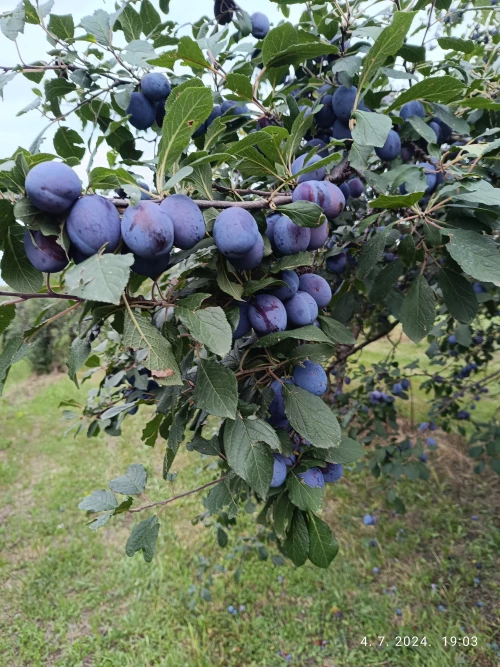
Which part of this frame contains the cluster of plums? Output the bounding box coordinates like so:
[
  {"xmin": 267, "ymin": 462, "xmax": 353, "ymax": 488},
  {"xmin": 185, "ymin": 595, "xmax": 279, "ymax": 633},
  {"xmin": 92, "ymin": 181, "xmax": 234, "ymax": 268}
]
[
  {"xmin": 214, "ymin": 0, "xmax": 270, "ymax": 39},
  {"xmin": 126, "ymin": 72, "xmax": 172, "ymax": 131},
  {"xmin": 22, "ymin": 160, "xmax": 206, "ymax": 279}
]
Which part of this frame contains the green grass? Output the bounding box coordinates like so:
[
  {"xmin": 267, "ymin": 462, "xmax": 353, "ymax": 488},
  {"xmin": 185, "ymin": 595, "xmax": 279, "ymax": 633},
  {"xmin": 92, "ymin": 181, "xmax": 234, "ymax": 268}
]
[{"xmin": 1, "ymin": 351, "xmax": 500, "ymax": 666}]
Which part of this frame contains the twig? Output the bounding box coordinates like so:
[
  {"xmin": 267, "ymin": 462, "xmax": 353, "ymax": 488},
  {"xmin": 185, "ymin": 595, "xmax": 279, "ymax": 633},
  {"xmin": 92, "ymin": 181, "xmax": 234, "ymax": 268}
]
[
  {"xmin": 0, "ymin": 290, "xmax": 81, "ymax": 301},
  {"xmin": 129, "ymin": 476, "xmax": 226, "ymax": 513},
  {"xmin": 337, "ymin": 322, "xmax": 399, "ymax": 361},
  {"xmin": 112, "ymin": 195, "xmax": 293, "ymax": 210}
]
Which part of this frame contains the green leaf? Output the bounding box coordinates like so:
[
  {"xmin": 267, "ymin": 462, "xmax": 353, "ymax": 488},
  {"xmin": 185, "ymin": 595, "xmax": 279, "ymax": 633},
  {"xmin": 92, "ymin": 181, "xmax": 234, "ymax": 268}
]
[
  {"xmin": 270, "ymin": 251, "xmax": 314, "ymax": 273},
  {"xmin": 331, "ymin": 55, "xmax": 362, "ymax": 77},
  {"xmin": 352, "ymin": 111, "xmax": 392, "ymax": 148},
  {"xmin": 216, "ymin": 256, "xmax": 244, "ymax": 300},
  {"xmin": 1, "ymin": 225, "xmax": 43, "ymax": 293},
  {"xmin": 389, "ymin": 76, "xmax": 465, "ymax": 111},
  {"xmin": 273, "ymin": 492, "xmax": 295, "ymax": 540},
  {"xmin": 123, "ymin": 39, "xmax": 156, "ymax": 67},
  {"xmin": 164, "ymin": 403, "xmax": 189, "ymax": 475},
  {"xmin": 430, "ymin": 104, "xmax": 469, "ymax": 135},
  {"xmin": 287, "ymin": 469, "xmax": 323, "ymax": 512},
  {"xmin": 193, "ymin": 359, "xmax": 238, "ymax": 419},
  {"xmin": 177, "ymin": 306, "xmax": 232, "ymax": 357},
  {"xmin": 53, "ymin": 127, "xmax": 85, "ymax": 161},
  {"xmin": 123, "ymin": 312, "xmax": 182, "ymax": 383},
  {"xmin": 65, "ymin": 253, "xmax": 133, "ymax": 305},
  {"xmin": 307, "ymin": 513, "xmax": 339, "ymax": 568},
  {"xmin": 117, "ymin": 4, "xmax": 141, "ymax": 41},
  {"xmin": 369, "ymin": 259, "xmax": 404, "ymax": 303},
  {"xmin": 407, "ymin": 116, "xmax": 437, "ymax": 144},
  {"xmin": 283, "ymin": 509, "xmax": 309, "ymax": 567},
  {"xmin": 438, "ymin": 269, "xmax": 478, "ymax": 324},
  {"xmin": 396, "ymin": 44, "xmax": 426, "ymax": 63},
  {"xmin": 399, "ymin": 235, "xmax": 416, "ymax": 266},
  {"xmin": 125, "ymin": 516, "xmax": 159, "ymax": 563},
  {"xmin": 262, "ymin": 23, "xmax": 337, "ymax": 68},
  {"xmin": 453, "ymin": 180, "xmax": 500, "ymax": 206},
  {"xmin": 318, "ymin": 316, "xmax": 356, "ymax": 344},
  {"xmin": 330, "ymin": 436, "xmax": 365, "ymax": 464},
  {"xmin": 356, "ymin": 229, "xmax": 387, "ymax": 279},
  {"xmin": 67, "ymin": 337, "xmax": 90, "ymax": 387},
  {"xmin": 79, "ymin": 489, "xmax": 118, "ymax": 512},
  {"xmin": 275, "ymin": 201, "xmax": 325, "ymax": 228},
  {"xmin": 370, "ymin": 191, "xmax": 425, "ymax": 209},
  {"xmin": 142, "ymin": 414, "xmax": 163, "ymax": 448},
  {"xmin": 140, "ymin": 0, "xmax": 161, "ymax": 36},
  {"xmin": 446, "ymin": 229, "xmax": 500, "ymax": 287},
  {"xmin": 187, "ymin": 435, "xmax": 221, "ymax": 457},
  {"xmin": 283, "ymin": 384, "xmax": 341, "ymax": 449},
  {"xmin": 359, "ymin": 12, "xmax": 416, "ymax": 89},
  {"xmin": 0, "ymin": 4, "xmax": 25, "ymax": 41},
  {"xmin": 254, "ymin": 325, "xmax": 334, "ymax": 347},
  {"xmin": 289, "ymin": 342, "xmax": 335, "ymax": 364},
  {"xmin": 225, "ymin": 73, "xmax": 253, "ymax": 100},
  {"xmin": 224, "ymin": 417, "xmax": 276, "ymax": 498},
  {"xmin": 88, "ymin": 167, "xmax": 137, "ymax": 191},
  {"xmin": 48, "ymin": 13, "xmax": 74, "ymax": 39},
  {"xmin": 109, "ymin": 463, "xmax": 147, "ymax": 496},
  {"xmin": 285, "ymin": 108, "xmax": 314, "ymax": 163},
  {"xmin": 437, "ymin": 36, "xmax": 474, "ymax": 54},
  {"xmin": 0, "ymin": 336, "xmax": 28, "ymax": 397},
  {"xmin": 0, "ymin": 303, "xmax": 16, "ymax": 336},
  {"xmin": 400, "ymin": 275, "xmax": 436, "ymax": 343}
]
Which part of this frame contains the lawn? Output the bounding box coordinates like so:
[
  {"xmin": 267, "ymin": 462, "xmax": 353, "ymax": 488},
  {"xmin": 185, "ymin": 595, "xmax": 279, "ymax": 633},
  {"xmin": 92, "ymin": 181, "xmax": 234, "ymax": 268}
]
[{"xmin": 1, "ymin": 343, "xmax": 500, "ymax": 667}]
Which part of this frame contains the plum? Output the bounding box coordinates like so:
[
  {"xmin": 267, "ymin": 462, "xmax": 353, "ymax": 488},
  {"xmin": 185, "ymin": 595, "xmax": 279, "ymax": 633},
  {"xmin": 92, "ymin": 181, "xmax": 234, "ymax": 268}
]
[
  {"xmin": 428, "ymin": 121, "xmax": 442, "ymax": 144},
  {"xmin": 205, "ymin": 104, "xmax": 222, "ymax": 130},
  {"xmin": 233, "ymin": 302, "xmax": 251, "ymax": 339},
  {"xmin": 155, "ymin": 100, "xmax": 166, "ymax": 127},
  {"xmin": 339, "ymin": 182, "xmax": 350, "ymax": 200},
  {"xmin": 265, "ymin": 213, "xmax": 279, "ymax": 252},
  {"xmin": 298, "ymin": 273, "xmax": 332, "ymax": 307},
  {"xmin": 322, "ymin": 462, "xmax": 344, "ymax": 483},
  {"xmin": 269, "ymin": 378, "xmax": 287, "ymax": 423},
  {"xmin": 308, "ymin": 221, "xmax": 329, "ymax": 250},
  {"xmin": 213, "ymin": 208, "xmax": 259, "ymax": 258},
  {"xmin": 400, "ymin": 100, "xmax": 425, "ymax": 120},
  {"xmin": 348, "ymin": 177, "xmax": 364, "ymax": 198},
  {"xmin": 251, "ymin": 11, "xmax": 270, "ymax": 39},
  {"xmin": 293, "ymin": 360, "xmax": 327, "ymax": 395},
  {"xmin": 25, "ymin": 161, "xmax": 81, "ymax": 214},
  {"xmin": 67, "ymin": 195, "xmax": 121, "ymax": 255},
  {"xmin": 291, "ymin": 154, "xmax": 326, "ymax": 183},
  {"xmin": 432, "ymin": 117, "xmax": 452, "ymax": 142},
  {"xmin": 121, "ymin": 201, "xmax": 174, "ymax": 258},
  {"xmin": 270, "ymin": 455, "xmax": 287, "ymax": 487},
  {"xmin": 132, "ymin": 253, "xmax": 170, "ymax": 279},
  {"xmin": 418, "ymin": 161, "xmax": 438, "ymax": 194},
  {"xmin": 214, "ymin": 0, "xmax": 236, "ymax": 24},
  {"xmin": 304, "ymin": 138, "xmax": 328, "ymax": 158},
  {"xmin": 375, "ymin": 130, "xmax": 401, "ymax": 161},
  {"xmin": 298, "ymin": 467, "xmax": 325, "ymax": 489},
  {"xmin": 160, "ymin": 194, "xmax": 205, "ymax": 250},
  {"xmin": 126, "ymin": 92, "xmax": 155, "ymax": 130},
  {"xmin": 401, "ymin": 378, "xmax": 410, "ymax": 389},
  {"xmin": 331, "ymin": 85, "xmax": 357, "ymax": 122},
  {"xmin": 326, "ymin": 252, "xmax": 347, "ymax": 274},
  {"xmin": 271, "ymin": 270, "xmax": 299, "ymax": 301},
  {"xmin": 401, "ymin": 144, "xmax": 414, "ymax": 162},
  {"xmin": 315, "ymin": 94, "xmax": 336, "ymax": 128},
  {"xmin": 141, "ymin": 73, "xmax": 171, "ymax": 103},
  {"xmin": 292, "ymin": 181, "xmax": 345, "ymax": 220},
  {"xmin": 273, "ymin": 215, "xmax": 311, "ymax": 255},
  {"xmin": 229, "ymin": 234, "xmax": 264, "ymax": 270},
  {"xmin": 221, "ymin": 99, "xmax": 249, "ymax": 116},
  {"xmin": 285, "ymin": 290, "xmax": 318, "ymax": 326},
  {"xmin": 248, "ymin": 294, "xmax": 287, "ymax": 333},
  {"xmin": 332, "ymin": 119, "xmax": 352, "ymax": 140},
  {"xmin": 24, "ymin": 230, "xmax": 68, "ymax": 273}
]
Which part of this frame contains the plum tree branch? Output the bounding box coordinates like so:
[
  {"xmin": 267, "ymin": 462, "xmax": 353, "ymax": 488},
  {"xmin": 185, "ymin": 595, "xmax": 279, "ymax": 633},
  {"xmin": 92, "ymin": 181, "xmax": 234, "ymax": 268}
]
[
  {"xmin": 128, "ymin": 476, "xmax": 227, "ymax": 513},
  {"xmin": 112, "ymin": 195, "xmax": 294, "ymax": 210},
  {"xmin": 337, "ymin": 321, "xmax": 399, "ymax": 361}
]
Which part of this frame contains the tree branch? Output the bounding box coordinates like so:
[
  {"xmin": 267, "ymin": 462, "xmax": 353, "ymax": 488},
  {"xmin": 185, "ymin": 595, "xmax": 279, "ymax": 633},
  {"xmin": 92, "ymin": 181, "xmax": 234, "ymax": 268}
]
[
  {"xmin": 0, "ymin": 290, "xmax": 82, "ymax": 301},
  {"xmin": 112, "ymin": 195, "xmax": 294, "ymax": 210},
  {"xmin": 128, "ymin": 476, "xmax": 226, "ymax": 513},
  {"xmin": 338, "ymin": 321, "xmax": 399, "ymax": 361}
]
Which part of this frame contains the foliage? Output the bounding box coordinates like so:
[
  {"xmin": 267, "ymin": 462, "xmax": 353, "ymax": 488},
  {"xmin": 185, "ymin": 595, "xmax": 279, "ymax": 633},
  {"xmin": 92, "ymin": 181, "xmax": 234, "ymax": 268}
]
[{"xmin": 0, "ymin": 0, "xmax": 499, "ymax": 568}]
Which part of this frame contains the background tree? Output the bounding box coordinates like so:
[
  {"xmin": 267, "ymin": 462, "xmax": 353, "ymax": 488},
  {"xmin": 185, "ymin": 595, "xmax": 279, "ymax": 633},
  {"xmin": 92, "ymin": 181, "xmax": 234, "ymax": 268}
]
[{"xmin": 0, "ymin": 0, "xmax": 498, "ymax": 568}]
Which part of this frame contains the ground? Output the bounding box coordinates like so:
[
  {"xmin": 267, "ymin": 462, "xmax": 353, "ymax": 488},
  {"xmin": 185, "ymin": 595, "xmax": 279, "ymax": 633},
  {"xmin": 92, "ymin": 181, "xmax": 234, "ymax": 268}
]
[{"xmin": 1, "ymin": 337, "xmax": 500, "ymax": 667}]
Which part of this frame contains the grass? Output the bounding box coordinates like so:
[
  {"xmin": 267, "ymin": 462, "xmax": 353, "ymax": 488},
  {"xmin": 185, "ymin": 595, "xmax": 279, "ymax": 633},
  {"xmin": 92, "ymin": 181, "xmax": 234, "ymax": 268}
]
[{"xmin": 1, "ymin": 342, "xmax": 500, "ymax": 666}]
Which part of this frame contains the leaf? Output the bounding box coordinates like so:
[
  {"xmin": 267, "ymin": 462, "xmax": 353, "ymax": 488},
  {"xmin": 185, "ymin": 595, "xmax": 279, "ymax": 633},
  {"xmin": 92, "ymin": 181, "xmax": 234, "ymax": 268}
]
[
  {"xmin": 273, "ymin": 493, "xmax": 295, "ymax": 540},
  {"xmin": 193, "ymin": 359, "xmax": 238, "ymax": 419},
  {"xmin": 142, "ymin": 414, "xmax": 163, "ymax": 448},
  {"xmin": 285, "ymin": 108, "xmax": 314, "ymax": 163},
  {"xmin": 262, "ymin": 23, "xmax": 337, "ymax": 68},
  {"xmin": 125, "ymin": 516, "xmax": 159, "ymax": 563},
  {"xmin": 307, "ymin": 513, "xmax": 339, "ymax": 568},
  {"xmin": 275, "ymin": 201, "xmax": 325, "ymax": 228},
  {"xmin": 0, "ymin": 3, "xmax": 25, "ymax": 41},
  {"xmin": 254, "ymin": 325, "xmax": 334, "ymax": 347},
  {"xmin": 359, "ymin": 12, "xmax": 416, "ymax": 89},
  {"xmin": 67, "ymin": 337, "xmax": 90, "ymax": 387},
  {"xmin": 216, "ymin": 256, "xmax": 244, "ymax": 300},
  {"xmin": 157, "ymin": 85, "xmax": 212, "ymax": 189},
  {"xmin": 65, "ymin": 253, "xmax": 134, "ymax": 305},
  {"xmin": 283, "ymin": 384, "xmax": 341, "ymax": 450},
  {"xmin": 109, "ymin": 463, "xmax": 147, "ymax": 496},
  {"xmin": 1, "ymin": 225, "xmax": 43, "ymax": 293},
  {"xmin": 446, "ymin": 229, "xmax": 500, "ymax": 287},
  {"xmin": 53, "ymin": 127, "xmax": 85, "ymax": 161},
  {"xmin": 389, "ymin": 76, "xmax": 465, "ymax": 111},
  {"xmin": 187, "ymin": 435, "xmax": 221, "ymax": 457},
  {"xmin": 224, "ymin": 417, "xmax": 276, "ymax": 498},
  {"xmin": 123, "ymin": 312, "xmax": 182, "ymax": 383},
  {"xmin": 123, "ymin": 40, "xmax": 156, "ymax": 67},
  {"xmin": 453, "ymin": 180, "xmax": 500, "ymax": 206},
  {"xmin": 48, "ymin": 13, "xmax": 74, "ymax": 39},
  {"xmin": 400, "ymin": 275, "xmax": 436, "ymax": 343},
  {"xmin": 0, "ymin": 303, "xmax": 16, "ymax": 336},
  {"xmin": 88, "ymin": 167, "xmax": 137, "ymax": 190},
  {"xmin": 351, "ymin": 111, "xmax": 392, "ymax": 148},
  {"xmin": 16, "ymin": 97, "xmax": 41, "ymax": 117},
  {"xmin": 369, "ymin": 259, "xmax": 404, "ymax": 303},
  {"xmin": 370, "ymin": 192, "xmax": 424, "ymax": 209},
  {"xmin": 331, "ymin": 55, "xmax": 362, "ymax": 77},
  {"xmin": 318, "ymin": 317, "xmax": 356, "ymax": 344},
  {"xmin": 438, "ymin": 269, "xmax": 478, "ymax": 324},
  {"xmin": 287, "ymin": 470, "xmax": 323, "ymax": 512},
  {"xmin": 283, "ymin": 509, "xmax": 309, "ymax": 567},
  {"xmin": 289, "ymin": 342, "xmax": 335, "ymax": 364},
  {"xmin": 330, "ymin": 436, "xmax": 365, "ymax": 464},
  {"xmin": 79, "ymin": 489, "xmax": 118, "ymax": 512},
  {"xmin": 177, "ymin": 306, "xmax": 232, "ymax": 357},
  {"xmin": 140, "ymin": 0, "xmax": 161, "ymax": 36},
  {"xmin": 437, "ymin": 36, "xmax": 474, "ymax": 54},
  {"xmin": 0, "ymin": 336, "xmax": 28, "ymax": 397},
  {"xmin": 164, "ymin": 403, "xmax": 189, "ymax": 475},
  {"xmin": 356, "ymin": 229, "xmax": 387, "ymax": 279},
  {"xmin": 270, "ymin": 251, "xmax": 314, "ymax": 273},
  {"xmin": 225, "ymin": 73, "xmax": 253, "ymax": 100},
  {"xmin": 80, "ymin": 10, "xmax": 112, "ymax": 44},
  {"xmin": 407, "ymin": 116, "xmax": 437, "ymax": 144}
]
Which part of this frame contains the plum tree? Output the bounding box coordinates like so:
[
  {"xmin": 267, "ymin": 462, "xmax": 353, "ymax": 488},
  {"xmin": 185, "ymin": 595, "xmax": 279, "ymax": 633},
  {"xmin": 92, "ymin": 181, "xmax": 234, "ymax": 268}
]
[
  {"xmin": 121, "ymin": 201, "xmax": 174, "ymax": 258},
  {"xmin": 159, "ymin": 194, "xmax": 206, "ymax": 250},
  {"xmin": 24, "ymin": 231, "xmax": 68, "ymax": 273},
  {"xmin": 67, "ymin": 195, "xmax": 122, "ymax": 256},
  {"xmin": 0, "ymin": 0, "xmax": 498, "ymax": 574},
  {"xmin": 213, "ymin": 208, "xmax": 259, "ymax": 258},
  {"xmin": 25, "ymin": 161, "xmax": 81, "ymax": 213}
]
